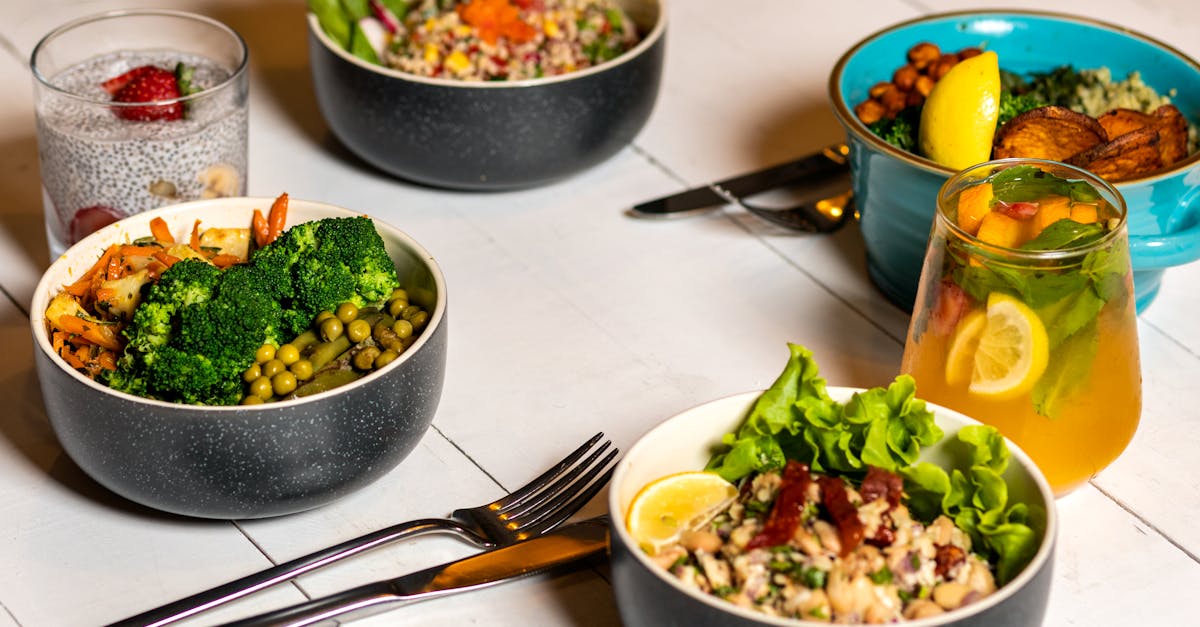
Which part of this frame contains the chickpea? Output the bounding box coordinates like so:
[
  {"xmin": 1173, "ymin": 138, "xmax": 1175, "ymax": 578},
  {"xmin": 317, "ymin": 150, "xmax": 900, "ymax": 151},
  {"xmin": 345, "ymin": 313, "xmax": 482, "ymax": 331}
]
[
  {"xmin": 346, "ymin": 318, "xmax": 372, "ymax": 343},
  {"xmin": 271, "ymin": 371, "xmax": 298, "ymax": 396},
  {"xmin": 907, "ymin": 41, "xmax": 940, "ymax": 70},
  {"xmin": 335, "ymin": 302, "xmax": 359, "ymax": 324},
  {"xmin": 904, "ymin": 599, "xmax": 945, "ymax": 619},
  {"xmin": 320, "ymin": 317, "xmax": 344, "ymax": 342},
  {"xmin": 892, "ymin": 64, "xmax": 919, "ymax": 91},
  {"xmin": 262, "ymin": 358, "xmax": 286, "ymax": 378},
  {"xmin": 248, "ymin": 376, "xmax": 273, "ymax": 400},
  {"xmin": 242, "ymin": 363, "xmax": 262, "ymax": 383},
  {"xmin": 914, "ymin": 74, "xmax": 935, "ymax": 97},
  {"xmin": 854, "ymin": 99, "xmax": 886, "ymax": 125},
  {"xmin": 353, "ymin": 346, "xmax": 381, "ymax": 371},
  {"xmin": 254, "ymin": 344, "xmax": 276, "ymax": 364},
  {"xmin": 880, "ymin": 86, "xmax": 907, "ymax": 115},
  {"xmin": 932, "ymin": 582, "xmax": 973, "ymax": 610},
  {"xmin": 868, "ymin": 81, "xmax": 893, "ymax": 99},
  {"xmin": 958, "ymin": 46, "xmax": 983, "ymax": 60},
  {"xmin": 679, "ymin": 529, "xmax": 722, "ymax": 553},
  {"xmin": 906, "ymin": 89, "xmax": 925, "ymax": 108},
  {"xmin": 931, "ymin": 54, "xmax": 959, "ymax": 80},
  {"xmin": 276, "ymin": 343, "xmax": 300, "ymax": 366},
  {"xmin": 290, "ymin": 359, "xmax": 314, "ymax": 381},
  {"xmin": 374, "ymin": 349, "xmax": 399, "ymax": 369}
]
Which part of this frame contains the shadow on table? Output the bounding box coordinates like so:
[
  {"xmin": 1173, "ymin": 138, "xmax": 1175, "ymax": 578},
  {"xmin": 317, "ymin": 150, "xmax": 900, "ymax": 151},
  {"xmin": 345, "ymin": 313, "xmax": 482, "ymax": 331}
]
[{"xmin": 0, "ymin": 133, "xmax": 51, "ymax": 272}]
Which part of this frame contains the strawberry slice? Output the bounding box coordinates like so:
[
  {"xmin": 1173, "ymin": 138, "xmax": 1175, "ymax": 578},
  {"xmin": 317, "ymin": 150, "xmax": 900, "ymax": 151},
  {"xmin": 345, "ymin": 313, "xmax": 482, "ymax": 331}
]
[
  {"xmin": 105, "ymin": 65, "xmax": 183, "ymax": 121},
  {"xmin": 69, "ymin": 205, "xmax": 123, "ymax": 244}
]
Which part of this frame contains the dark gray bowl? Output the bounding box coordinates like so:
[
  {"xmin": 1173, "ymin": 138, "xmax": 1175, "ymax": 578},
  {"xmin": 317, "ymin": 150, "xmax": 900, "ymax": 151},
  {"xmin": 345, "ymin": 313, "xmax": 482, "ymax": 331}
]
[
  {"xmin": 306, "ymin": 0, "xmax": 666, "ymax": 190},
  {"xmin": 609, "ymin": 389, "xmax": 1057, "ymax": 627},
  {"xmin": 31, "ymin": 198, "xmax": 447, "ymax": 519}
]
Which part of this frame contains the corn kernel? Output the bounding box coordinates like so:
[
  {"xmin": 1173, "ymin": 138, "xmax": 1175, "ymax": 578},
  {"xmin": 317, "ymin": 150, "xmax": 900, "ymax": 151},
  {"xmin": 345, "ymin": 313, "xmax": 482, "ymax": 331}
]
[
  {"xmin": 544, "ymin": 19, "xmax": 560, "ymax": 38},
  {"xmin": 423, "ymin": 17, "xmax": 437, "ymax": 32},
  {"xmin": 454, "ymin": 24, "xmax": 472, "ymax": 37},
  {"xmin": 445, "ymin": 50, "xmax": 471, "ymax": 74},
  {"xmin": 424, "ymin": 43, "xmax": 439, "ymax": 64}
]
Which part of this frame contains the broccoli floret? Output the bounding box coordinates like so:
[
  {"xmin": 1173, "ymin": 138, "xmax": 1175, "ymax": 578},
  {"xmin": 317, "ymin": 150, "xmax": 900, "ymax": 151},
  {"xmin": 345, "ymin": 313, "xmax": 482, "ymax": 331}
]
[
  {"xmin": 997, "ymin": 91, "xmax": 1046, "ymax": 127},
  {"xmin": 868, "ymin": 105, "xmax": 920, "ymax": 152}
]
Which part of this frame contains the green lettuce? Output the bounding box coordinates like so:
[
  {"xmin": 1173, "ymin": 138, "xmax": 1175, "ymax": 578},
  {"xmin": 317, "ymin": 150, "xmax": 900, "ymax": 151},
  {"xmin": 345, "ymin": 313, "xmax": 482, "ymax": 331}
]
[{"xmin": 706, "ymin": 344, "xmax": 1042, "ymax": 586}]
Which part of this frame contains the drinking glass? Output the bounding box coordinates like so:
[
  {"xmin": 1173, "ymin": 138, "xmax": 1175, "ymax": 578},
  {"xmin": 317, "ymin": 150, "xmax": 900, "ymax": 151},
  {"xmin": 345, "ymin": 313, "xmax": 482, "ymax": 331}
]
[
  {"xmin": 900, "ymin": 158, "xmax": 1141, "ymax": 496},
  {"xmin": 31, "ymin": 10, "xmax": 249, "ymax": 258}
]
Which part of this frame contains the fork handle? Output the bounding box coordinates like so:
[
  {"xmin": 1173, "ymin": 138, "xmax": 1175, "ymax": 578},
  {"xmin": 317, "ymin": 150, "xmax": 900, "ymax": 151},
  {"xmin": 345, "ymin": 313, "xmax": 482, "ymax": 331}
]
[{"xmin": 107, "ymin": 518, "xmax": 487, "ymax": 627}]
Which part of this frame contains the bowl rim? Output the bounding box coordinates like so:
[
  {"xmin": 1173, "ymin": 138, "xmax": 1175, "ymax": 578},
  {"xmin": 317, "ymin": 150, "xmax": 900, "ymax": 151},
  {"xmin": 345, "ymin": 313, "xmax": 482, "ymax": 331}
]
[
  {"xmin": 30, "ymin": 196, "xmax": 447, "ymax": 413},
  {"xmin": 827, "ymin": 8, "xmax": 1200, "ymax": 185},
  {"xmin": 608, "ymin": 387, "xmax": 1058, "ymax": 627},
  {"xmin": 306, "ymin": 0, "xmax": 668, "ymax": 89}
]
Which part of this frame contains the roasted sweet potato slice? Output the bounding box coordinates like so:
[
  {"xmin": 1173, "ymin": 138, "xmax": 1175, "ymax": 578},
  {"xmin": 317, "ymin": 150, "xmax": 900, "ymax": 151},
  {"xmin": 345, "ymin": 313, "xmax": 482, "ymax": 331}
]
[
  {"xmin": 1152, "ymin": 104, "xmax": 1189, "ymax": 165},
  {"xmin": 1097, "ymin": 108, "xmax": 1157, "ymax": 139},
  {"xmin": 993, "ymin": 106, "xmax": 1108, "ymax": 161},
  {"xmin": 1067, "ymin": 126, "xmax": 1162, "ymax": 182}
]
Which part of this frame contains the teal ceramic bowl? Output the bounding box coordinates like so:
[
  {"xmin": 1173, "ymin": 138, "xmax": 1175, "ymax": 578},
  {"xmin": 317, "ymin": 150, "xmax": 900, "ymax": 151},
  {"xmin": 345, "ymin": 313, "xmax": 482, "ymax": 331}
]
[{"xmin": 829, "ymin": 10, "xmax": 1200, "ymax": 312}]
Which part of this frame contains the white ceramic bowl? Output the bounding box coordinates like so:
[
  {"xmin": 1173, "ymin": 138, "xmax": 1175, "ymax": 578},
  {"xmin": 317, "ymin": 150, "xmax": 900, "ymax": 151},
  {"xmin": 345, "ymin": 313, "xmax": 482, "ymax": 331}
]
[{"xmin": 608, "ymin": 388, "xmax": 1057, "ymax": 627}]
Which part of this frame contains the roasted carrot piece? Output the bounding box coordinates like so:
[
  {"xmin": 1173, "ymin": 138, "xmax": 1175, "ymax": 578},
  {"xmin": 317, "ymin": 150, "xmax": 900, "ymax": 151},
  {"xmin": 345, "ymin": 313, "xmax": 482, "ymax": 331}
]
[
  {"xmin": 97, "ymin": 350, "xmax": 118, "ymax": 371},
  {"xmin": 105, "ymin": 253, "xmax": 124, "ymax": 280},
  {"xmin": 65, "ymin": 245, "xmax": 119, "ymax": 296},
  {"xmin": 57, "ymin": 314, "xmax": 122, "ymax": 351},
  {"xmin": 252, "ymin": 209, "xmax": 269, "ymax": 248},
  {"xmin": 117, "ymin": 244, "xmax": 162, "ymax": 257},
  {"xmin": 266, "ymin": 193, "xmax": 289, "ymax": 244},
  {"xmin": 59, "ymin": 348, "xmax": 86, "ymax": 370},
  {"xmin": 210, "ymin": 253, "xmax": 242, "ymax": 268},
  {"xmin": 150, "ymin": 217, "xmax": 174, "ymax": 243},
  {"xmin": 190, "ymin": 219, "xmax": 202, "ymax": 252},
  {"xmin": 145, "ymin": 260, "xmax": 168, "ymax": 280},
  {"xmin": 153, "ymin": 252, "xmax": 182, "ymax": 268},
  {"xmin": 94, "ymin": 287, "xmax": 118, "ymax": 302}
]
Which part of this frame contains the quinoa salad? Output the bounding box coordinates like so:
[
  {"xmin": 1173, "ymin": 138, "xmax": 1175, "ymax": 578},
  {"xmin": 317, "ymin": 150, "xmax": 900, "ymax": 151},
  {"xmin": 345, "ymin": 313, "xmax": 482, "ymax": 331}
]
[{"xmin": 652, "ymin": 463, "xmax": 996, "ymax": 623}]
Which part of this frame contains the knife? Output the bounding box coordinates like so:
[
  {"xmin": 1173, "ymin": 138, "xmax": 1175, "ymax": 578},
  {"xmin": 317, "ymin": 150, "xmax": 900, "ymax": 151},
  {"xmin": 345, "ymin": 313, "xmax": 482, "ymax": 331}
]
[
  {"xmin": 219, "ymin": 518, "xmax": 610, "ymax": 627},
  {"xmin": 630, "ymin": 143, "xmax": 851, "ymax": 217}
]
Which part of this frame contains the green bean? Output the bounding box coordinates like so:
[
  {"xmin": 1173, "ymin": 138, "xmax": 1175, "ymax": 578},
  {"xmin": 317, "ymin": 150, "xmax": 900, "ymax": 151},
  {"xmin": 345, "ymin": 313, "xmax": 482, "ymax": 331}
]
[
  {"xmin": 308, "ymin": 335, "xmax": 351, "ymax": 371},
  {"xmin": 289, "ymin": 329, "xmax": 320, "ymax": 352},
  {"xmin": 293, "ymin": 369, "xmax": 361, "ymax": 398}
]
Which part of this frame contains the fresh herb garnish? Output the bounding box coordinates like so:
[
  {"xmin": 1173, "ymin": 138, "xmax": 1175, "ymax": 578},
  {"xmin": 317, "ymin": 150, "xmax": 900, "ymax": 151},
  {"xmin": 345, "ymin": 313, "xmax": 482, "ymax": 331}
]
[
  {"xmin": 867, "ymin": 105, "xmax": 920, "ymax": 152},
  {"xmin": 990, "ymin": 165, "xmax": 1100, "ymax": 204}
]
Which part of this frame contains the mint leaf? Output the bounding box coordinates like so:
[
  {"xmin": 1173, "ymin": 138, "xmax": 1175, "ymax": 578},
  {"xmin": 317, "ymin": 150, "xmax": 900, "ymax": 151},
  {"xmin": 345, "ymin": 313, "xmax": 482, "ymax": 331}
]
[
  {"xmin": 1032, "ymin": 320, "xmax": 1098, "ymax": 418},
  {"xmin": 991, "ymin": 165, "xmax": 1100, "ymax": 203},
  {"xmin": 1020, "ymin": 220, "xmax": 1106, "ymax": 251}
]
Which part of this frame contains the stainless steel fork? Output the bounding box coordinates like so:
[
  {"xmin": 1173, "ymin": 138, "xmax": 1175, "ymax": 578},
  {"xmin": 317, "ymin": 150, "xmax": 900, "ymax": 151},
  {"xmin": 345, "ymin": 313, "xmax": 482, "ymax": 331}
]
[{"xmin": 110, "ymin": 433, "xmax": 618, "ymax": 627}]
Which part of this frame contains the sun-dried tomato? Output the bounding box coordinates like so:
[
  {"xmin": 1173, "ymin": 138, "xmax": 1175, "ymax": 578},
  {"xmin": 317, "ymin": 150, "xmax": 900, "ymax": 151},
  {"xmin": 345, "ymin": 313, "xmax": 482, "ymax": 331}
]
[
  {"xmin": 935, "ymin": 543, "xmax": 967, "ymax": 578},
  {"xmin": 746, "ymin": 461, "xmax": 812, "ymax": 550},
  {"xmin": 818, "ymin": 475, "xmax": 865, "ymax": 557},
  {"xmin": 859, "ymin": 465, "xmax": 905, "ymax": 510}
]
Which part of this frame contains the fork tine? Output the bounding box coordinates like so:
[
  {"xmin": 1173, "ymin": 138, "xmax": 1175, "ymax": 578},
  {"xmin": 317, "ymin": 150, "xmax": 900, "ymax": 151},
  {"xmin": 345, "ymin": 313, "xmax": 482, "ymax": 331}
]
[
  {"xmin": 494, "ymin": 438, "xmax": 613, "ymax": 516},
  {"xmin": 487, "ymin": 432, "xmax": 606, "ymax": 511},
  {"xmin": 507, "ymin": 450, "xmax": 618, "ymax": 538}
]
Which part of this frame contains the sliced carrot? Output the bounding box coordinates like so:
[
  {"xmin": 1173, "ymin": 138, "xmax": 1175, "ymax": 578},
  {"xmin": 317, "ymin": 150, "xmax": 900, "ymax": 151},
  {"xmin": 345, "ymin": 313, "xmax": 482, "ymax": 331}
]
[
  {"xmin": 252, "ymin": 209, "xmax": 269, "ymax": 248},
  {"xmin": 153, "ymin": 252, "xmax": 182, "ymax": 268},
  {"xmin": 94, "ymin": 287, "xmax": 118, "ymax": 302},
  {"xmin": 97, "ymin": 350, "xmax": 118, "ymax": 371},
  {"xmin": 65, "ymin": 245, "xmax": 119, "ymax": 296},
  {"xmin": 59, "ymin": 348, "xmax": 86, "ymax": 370},
  {"xmin": 190, "ymin": 219, "xmax": 202, "ymax": 252},
  {"xmin": 105, "ymin": 253, "xmax": 124, "ymax": 280},
  {"xmin": 266, "ymin": 193, "xmax": 289, "ymax": 245},
  {"xmin": 150, "ymin": 217, "xmax": 174, "ymax": 243},
  {"xmin": 117, "ymin": 244, "xmax": 162, "ymax": 258},
  {"xmin": 145, "ymin": 260, "xmax": 168, "ymax": 280},
  {"xmin": 210, "ymin": 253, "xmax": 242, "ymax": 268},
  {"xmin": 57, "ymin": 314, "xmax": 122, "ymax": 351}
]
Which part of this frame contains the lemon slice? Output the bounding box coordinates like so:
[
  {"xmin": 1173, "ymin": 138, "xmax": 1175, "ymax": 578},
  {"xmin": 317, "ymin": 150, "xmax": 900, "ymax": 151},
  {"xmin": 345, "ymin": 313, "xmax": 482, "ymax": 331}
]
[
  {"xmin": 945, "ymin": 308, "xmax": 987, "ymax": 386},
  {"xmin": 918, "ymin": 50, "xmax": 1001, "ymax": 170},
  {"xmin": 626, "ymin": 471, "xmax": 737, "ymax": 555},
  {"xmin": 968, "ymin": 292, "xmax": 1049, "ymax": 400}
]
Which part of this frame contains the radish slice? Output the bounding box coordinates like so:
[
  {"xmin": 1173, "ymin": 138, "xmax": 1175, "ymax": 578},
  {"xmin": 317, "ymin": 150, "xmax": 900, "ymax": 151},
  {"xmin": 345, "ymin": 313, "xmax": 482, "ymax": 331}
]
[{"xmin": 369, "ymin": 0, "xmax": 402, "ymax": 34}]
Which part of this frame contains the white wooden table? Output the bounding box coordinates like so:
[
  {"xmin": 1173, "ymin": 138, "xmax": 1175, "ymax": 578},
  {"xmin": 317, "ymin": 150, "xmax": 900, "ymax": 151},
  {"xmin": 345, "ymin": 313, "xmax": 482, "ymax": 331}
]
[{"xmin": 2, "ymin": 1, "xmax": 1198, "ymax": 625}]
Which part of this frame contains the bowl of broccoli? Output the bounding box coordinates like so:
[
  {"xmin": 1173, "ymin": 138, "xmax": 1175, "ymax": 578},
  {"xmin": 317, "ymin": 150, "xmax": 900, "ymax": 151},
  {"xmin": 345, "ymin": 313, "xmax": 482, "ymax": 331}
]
[{"xmin": 30, "ymin": 196, "xmax": 447, "ymax": 519}]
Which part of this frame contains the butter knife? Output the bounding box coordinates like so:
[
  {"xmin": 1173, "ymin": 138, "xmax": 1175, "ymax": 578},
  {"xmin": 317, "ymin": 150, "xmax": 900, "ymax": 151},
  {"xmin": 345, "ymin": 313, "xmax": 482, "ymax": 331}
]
[{"xmin": 220, "ymin": 517, "xmax": 610, "ymax": 627}]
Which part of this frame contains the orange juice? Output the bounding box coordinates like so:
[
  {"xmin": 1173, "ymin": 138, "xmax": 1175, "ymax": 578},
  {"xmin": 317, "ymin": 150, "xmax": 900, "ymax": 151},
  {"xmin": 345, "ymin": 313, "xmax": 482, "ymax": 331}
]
[{"xmin": 901, "ymin": 160, "xmax": 1141, "ymax": 495}]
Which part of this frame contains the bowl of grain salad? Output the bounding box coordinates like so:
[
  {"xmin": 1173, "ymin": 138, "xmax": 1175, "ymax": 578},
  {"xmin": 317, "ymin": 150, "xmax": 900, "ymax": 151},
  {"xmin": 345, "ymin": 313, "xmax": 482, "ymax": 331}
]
[
  {"xmin": 827, "ymin": 10, "xmax": 1200, "ymax": 313},
  {"xmin": 306, "ymin": 0, "xmax": 665, "ymax": 190},
  {"xmin": 609, "ymin": 344, "xmax": 1057, "ymax": 627}
]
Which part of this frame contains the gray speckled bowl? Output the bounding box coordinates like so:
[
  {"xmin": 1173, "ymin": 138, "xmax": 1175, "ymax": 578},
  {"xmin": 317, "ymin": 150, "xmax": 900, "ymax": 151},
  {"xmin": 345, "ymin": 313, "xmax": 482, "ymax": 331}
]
[
  {"xmin": 30, "ymin": 197, "xmax": 447, "ymax": 519},
  {"xmin": 609, "ymin": 389, "xmax": 1057, "ymax": 627},
  {"xmin": 306, "ymin": 0, "xmax": 666, "ymax": 190}
]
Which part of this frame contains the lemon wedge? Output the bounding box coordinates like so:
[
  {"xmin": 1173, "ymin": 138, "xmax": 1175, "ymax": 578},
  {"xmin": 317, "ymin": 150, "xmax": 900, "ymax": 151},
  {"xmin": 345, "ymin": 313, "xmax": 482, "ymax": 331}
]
[
  {"xmin": 919, "ymin": 50, "xmax": 1001, "ymax": 170},
  {"xmin": 625, "ymin": 471, "xmax": 737, "ymax": 555},
  {"xmin": 968, "ymin": 292, "xmax": 1049, "ymax": 400},
  {"xmin": 945, "ymin": 308, "xmax": 987, "ymax": 386}
]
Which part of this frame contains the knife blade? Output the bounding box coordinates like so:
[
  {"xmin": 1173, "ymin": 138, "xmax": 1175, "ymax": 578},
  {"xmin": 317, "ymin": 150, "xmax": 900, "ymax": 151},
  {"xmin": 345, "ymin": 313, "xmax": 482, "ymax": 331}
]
[
  {"xmin": 220, "ymin": 518, "xmax": 610, "ymax": 627},
  {"xmin": 630, "ymin": 143, "xmax": 850, "ymax": 217}
]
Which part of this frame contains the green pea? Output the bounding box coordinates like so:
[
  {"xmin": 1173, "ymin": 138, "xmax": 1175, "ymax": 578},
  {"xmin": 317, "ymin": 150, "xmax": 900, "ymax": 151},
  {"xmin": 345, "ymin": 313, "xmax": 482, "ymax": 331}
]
[
  {"xmin": 290, "ymin": 359, "xmax": 314, "ymax": 381},
  {"xmin": 277, "ymin": 343, "xmax": 300, "ymax": 366},
  {"xmin": 373, "ymin": 323, "xmax": 402, "ymax": 352},
  {"xmin": 320, "ymin": 317, "xmax": 344, "ymax": 342},
  {"xmin": 262, "ymin": 358, "xmax": 286, "ymax": 378},
  {"xmin": 387, "ymin": 298, "xmax": 408, "ymax": 318},
  {"xmin": 335, "ymin": 302, "xmax": 360, "ymax": 324},
  {"xmin": 241, "ymin": 395, "xmax": 265, "ymax": 406},
  {"xmin": 346, "ymin": 318, "xmax": 372, "ymax": 343},
  {"xmin": 353, "ymin": 346, "xmax": 381, "ymax": 371},
  {"xmin": 390, "ymin": 288, "xmax": 409, "ymax": 301},
  {"xmin": 392, "ymin": 319, "xmax": 414, "ymax": 340},
  {"xmin": 249, "ymin": 376, "xmax": 273, "ymax": 400},
  {"xmin": 408, "ymin": 310, "xmax": 429, "ymax": 331},
  {"xmin": 400, "ymin": 304, "xmax": 422, "ymax": 321},
  {"xmin": 315, "ymin": 311, "xmax": 335, "ymax": 325},
  {"xmin": 242, "ymin": 363, "xmax": 262, "ymax": 383},
  {"xmin": 272, "ymin": 371, "xmax": 298, "ymax": 396},
  {"xmin": 255, "ymin": 344, "xmax": 276, "ymax": 364},
  {"xmin": 375, "ymin": 349, "xmax": 399, "ymax": 369}
]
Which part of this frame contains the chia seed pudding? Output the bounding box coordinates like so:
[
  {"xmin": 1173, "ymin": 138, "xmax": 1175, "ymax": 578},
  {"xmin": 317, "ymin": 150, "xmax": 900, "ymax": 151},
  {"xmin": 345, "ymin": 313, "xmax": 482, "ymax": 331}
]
[{"xmin": 36, "ymin": 49, "xmax": 248, "ymax": 257}]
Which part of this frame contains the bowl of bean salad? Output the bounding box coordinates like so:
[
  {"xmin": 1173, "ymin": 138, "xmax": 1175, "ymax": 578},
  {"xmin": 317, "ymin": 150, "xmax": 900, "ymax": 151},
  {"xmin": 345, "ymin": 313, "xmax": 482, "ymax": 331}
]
[
  {"xmin": 608, "ymin": 346, "xmax": 1057, "ymax": 627},
  {"xmin": 30, "ymin": 196, "xmax": 447, "ymax": 519},
  {"xmin": 305, "ymin": 0, "xmax": 666, "ymax": 190}
]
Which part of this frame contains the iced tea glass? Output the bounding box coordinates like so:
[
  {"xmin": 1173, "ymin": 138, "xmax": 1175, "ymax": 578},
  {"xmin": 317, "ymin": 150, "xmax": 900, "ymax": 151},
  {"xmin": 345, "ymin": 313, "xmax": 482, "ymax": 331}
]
[
  {"xmin": 31, "ymin": 9, "xmax": 249, "ymax": 258},
  {"xmin": 900, "ymin": 159, "xmax": 1141, "ymax": 495}
]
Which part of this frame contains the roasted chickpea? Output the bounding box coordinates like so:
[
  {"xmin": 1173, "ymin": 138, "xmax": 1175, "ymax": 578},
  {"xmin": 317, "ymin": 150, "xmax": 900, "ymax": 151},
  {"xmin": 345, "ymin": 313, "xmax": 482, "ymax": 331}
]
[
  {"xmin": 335, "ymin": 302, "xmax": 359, "ymax": 324},
  {"xmin": 854, "ymin": 99, "xmax": 887, "ymax": 125},
  {"xmin": 914, "ymin": 74, "xmax": 935, "ymax": 97},
  {"xmin": 958, "ymin": 46, "xmax": 983, "ymax": 60},
  {"xmin": 868, "ymin": 81, "xmax": 892, "ymax": 99},
  {"xmin": 892, "ymin": 64, "xmax": 919, "ymax": 91},
  {"xmin": 276, "ymin": 343, "xmax": 300, "ymax": 366},
  {"xmin": 353, "ymin": 346, "xmax": 381, "ymax": 371},
  {"xmin": 931, "ymin": 54, "xmax": 959, "ymax": 80},
  {"xmin": 907, "ymin": 41, "xmax": 940, "ymax": 70}
]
